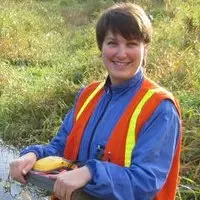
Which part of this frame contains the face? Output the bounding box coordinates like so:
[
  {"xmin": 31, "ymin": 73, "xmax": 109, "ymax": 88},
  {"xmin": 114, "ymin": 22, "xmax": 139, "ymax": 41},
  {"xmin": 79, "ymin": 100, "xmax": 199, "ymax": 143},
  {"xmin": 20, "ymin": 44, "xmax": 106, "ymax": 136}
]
[{"xmin": 102, "ymin": 31, "xmax": 147, "ymax": 86}]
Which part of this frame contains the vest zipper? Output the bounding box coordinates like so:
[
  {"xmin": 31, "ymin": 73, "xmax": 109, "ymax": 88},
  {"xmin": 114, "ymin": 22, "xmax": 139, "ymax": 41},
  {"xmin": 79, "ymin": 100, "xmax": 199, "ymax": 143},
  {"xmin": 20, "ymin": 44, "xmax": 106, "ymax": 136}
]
[{"xmin": 87, "ymin": 89, "xmax": 112, "ymax": 159}]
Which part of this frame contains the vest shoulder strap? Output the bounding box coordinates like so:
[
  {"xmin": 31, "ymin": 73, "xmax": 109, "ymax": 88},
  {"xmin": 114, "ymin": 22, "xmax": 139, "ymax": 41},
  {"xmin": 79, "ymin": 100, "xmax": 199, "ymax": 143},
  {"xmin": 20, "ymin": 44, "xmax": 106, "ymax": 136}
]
[
  {"xmin": 64, "ymin": 81, "xmax": 104, "ymax": 160},
  {"xmin": 102, "ymin": 78, "xmax": 181, "ymax": 167},
  {"xmin": 75, "ymin": 81, "xmax": 105, "ymax": 120}
]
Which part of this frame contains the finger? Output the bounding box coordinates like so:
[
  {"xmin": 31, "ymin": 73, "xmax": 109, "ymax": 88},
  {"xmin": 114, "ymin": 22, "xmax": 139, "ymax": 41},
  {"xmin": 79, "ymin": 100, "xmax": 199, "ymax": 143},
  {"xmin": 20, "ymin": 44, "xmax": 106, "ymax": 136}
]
[
  {"xmin": 65, "ymin": 188, "xmax": 73, "ymax": 200},
  {"xmin": 14, "ymin": 168, "xmax": 27, "ymax": 183},
  {"xmin": 46, "ymin": 174, "xmax": 58, "ymax": 179},
  {"xmin": 12, "ymin": 171, "xmax": 26, "ymax": 184},
  {"xmin": 9, "ymin": 162, "xmax": 20, "ymax": 179},
  {"xmin": 22, "ymin": 169, "xmax": 27, "ymax": 175},
  {"xmin": 59, "ymin": 185, "xmax": 66, "ymax": 200},
  {"xmin": 18, "ymin": 175, "xmax": 27, "ymax": 184},
  {"xmin": 22, "ymin": 162, "xmax": 33, "ymax": 175},
  {"xmin": 10, "ymin": 162, "xmax": 27, "ymax": 184},
  {"xmin": 54, "ymin": 179, "xmax": 63, "ymax": 199},
  {"xmin": 65, "ymin": 191, "xmax": 68, "ymax": 200},
  {"xmin": 9, "ymin": 161, "xmax": 19, "ymax": 176}
]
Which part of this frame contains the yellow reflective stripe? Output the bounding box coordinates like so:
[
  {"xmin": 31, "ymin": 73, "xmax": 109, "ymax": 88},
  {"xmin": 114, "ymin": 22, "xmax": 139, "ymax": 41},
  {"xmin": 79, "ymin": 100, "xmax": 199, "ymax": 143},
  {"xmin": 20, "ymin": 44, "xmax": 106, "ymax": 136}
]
[
  {"xmin": 125, "ymin": 89, "xmax": 157, "ymax": 167},
  {"xmin": 76, "ymin": 81, "xmax": 105, "ymax": 121}
]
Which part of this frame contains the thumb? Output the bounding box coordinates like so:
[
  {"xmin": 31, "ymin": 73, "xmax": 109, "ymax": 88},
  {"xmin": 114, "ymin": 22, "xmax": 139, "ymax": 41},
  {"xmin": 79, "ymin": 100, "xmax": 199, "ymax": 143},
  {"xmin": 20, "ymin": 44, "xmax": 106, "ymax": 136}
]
[
  {"xmin": 22, "ymin": 164, "xmax": 33, "ymax": 175},
  {"xmin": 22, "ymin": 169, "xmax": 27, "ymax": 175},
  {"xmin": 46, "ymin": 174, "xmax": 58, "ymax": 179}
]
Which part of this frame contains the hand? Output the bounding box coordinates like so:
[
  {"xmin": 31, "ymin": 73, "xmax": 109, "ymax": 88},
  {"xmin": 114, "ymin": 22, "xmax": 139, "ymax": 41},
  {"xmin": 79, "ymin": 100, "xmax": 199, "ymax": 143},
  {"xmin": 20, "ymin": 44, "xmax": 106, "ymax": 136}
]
[
  {"xmin": 52, "ymin": 166, "xmax": 92, "ymax": 200},
  {"xmin": 9, "ymin": 152, "xmax": 37, "ymax": 184}
]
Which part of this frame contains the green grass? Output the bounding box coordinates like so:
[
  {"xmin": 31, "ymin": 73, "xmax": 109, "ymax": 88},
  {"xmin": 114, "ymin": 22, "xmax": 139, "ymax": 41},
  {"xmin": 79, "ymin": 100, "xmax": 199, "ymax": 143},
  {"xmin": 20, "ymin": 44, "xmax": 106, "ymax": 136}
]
[{"xmin": 0, "ymin": 0, "xmax": 200, "ymax": 199}]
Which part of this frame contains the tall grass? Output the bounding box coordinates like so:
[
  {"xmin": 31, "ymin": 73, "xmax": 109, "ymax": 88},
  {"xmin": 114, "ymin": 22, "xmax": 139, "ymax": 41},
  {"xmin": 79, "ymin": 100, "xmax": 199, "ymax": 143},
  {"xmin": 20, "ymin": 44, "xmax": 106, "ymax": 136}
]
[{"xmin": 0, "ymin": 0, "xmax": 199, "ymax": 199}]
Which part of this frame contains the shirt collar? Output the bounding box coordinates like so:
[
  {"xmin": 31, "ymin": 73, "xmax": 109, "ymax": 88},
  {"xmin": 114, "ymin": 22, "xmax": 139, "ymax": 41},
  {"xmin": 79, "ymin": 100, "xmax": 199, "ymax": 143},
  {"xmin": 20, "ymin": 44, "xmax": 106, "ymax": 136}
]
[{"xmin": 104, "ymin": 68, "xmax": 144, "ymax": 93}]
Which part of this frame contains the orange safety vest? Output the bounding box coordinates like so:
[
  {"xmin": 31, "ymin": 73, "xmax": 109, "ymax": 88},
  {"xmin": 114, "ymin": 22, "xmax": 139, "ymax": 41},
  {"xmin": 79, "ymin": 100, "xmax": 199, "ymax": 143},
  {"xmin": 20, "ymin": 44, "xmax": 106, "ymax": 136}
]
[{"xmin": 53, "ymin": 78, "xmax": 182, "ymax": 200}]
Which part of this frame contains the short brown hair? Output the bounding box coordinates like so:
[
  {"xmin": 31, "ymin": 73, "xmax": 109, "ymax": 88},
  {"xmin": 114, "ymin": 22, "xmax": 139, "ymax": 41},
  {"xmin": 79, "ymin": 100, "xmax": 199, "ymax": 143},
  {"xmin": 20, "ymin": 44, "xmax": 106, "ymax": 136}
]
[{"xmin": 96, "ymin": 3, "xmax": 153, "ymax": 50}]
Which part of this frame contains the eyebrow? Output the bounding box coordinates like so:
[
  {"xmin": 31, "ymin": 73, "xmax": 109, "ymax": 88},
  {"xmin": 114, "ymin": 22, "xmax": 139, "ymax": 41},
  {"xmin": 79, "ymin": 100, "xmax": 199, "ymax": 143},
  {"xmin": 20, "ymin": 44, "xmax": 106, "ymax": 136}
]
[
  {"xmin": 105, "ymin": 36, "xmax": 115, "ymax": 40},
  {"xmin": 105, "ymin": 36, "xmax": 138, "ymax": 42}
]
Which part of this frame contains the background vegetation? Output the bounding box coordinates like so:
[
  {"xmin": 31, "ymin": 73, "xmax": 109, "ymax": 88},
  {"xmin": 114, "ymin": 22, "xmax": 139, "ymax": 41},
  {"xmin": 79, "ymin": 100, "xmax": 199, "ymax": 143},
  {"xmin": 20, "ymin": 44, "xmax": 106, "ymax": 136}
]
[{"xmin": 0, "ymin": 0, "xmax": 199, "ymax": 199}]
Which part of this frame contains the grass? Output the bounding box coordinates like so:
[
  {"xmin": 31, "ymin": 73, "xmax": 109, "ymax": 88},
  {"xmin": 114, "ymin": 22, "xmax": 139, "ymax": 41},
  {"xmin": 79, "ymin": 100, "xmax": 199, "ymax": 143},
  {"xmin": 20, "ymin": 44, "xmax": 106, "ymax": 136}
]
[{"xmin": 0, "ymin": 0, "xmax": 199, "ymax": 199}]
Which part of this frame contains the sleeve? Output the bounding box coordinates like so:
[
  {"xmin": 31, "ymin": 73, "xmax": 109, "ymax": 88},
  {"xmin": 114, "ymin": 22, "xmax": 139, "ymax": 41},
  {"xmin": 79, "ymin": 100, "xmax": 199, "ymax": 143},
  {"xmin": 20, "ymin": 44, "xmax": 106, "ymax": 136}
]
[
  {"xmin": 20, "ymin": 88, "xmax": 84, "ymax": 159},
  {"xmin": 84, "ymin": 100, "xmax": 181, "ymax": 200}
]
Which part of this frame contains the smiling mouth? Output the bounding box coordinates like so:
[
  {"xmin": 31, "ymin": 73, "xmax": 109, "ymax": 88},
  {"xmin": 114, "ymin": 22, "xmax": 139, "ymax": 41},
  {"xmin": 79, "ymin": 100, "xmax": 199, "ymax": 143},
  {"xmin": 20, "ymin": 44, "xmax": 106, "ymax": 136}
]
[{"xmin": 112, "ymin": 61, "xmax": 131, "ymax": 67}]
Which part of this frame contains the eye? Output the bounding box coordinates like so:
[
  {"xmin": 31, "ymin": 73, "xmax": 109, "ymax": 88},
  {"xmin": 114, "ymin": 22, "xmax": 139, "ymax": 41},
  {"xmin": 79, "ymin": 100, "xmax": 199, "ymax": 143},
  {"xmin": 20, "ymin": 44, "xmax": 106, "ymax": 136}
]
[
  {"xmin": 127, "ymin": 41, "xmax": 138, "ymax": 47},
  {"xmin": 107, "ymin": 41, "xmax": 117, "ymax": 46}
]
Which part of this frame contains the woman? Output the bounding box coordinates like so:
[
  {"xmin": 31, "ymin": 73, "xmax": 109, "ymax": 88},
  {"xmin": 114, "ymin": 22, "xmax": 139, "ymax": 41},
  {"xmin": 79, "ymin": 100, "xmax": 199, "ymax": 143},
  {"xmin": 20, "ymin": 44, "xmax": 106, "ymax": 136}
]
[{"xmin": 10, "ymin": 3, "xmax": 182, "ymax": 200}]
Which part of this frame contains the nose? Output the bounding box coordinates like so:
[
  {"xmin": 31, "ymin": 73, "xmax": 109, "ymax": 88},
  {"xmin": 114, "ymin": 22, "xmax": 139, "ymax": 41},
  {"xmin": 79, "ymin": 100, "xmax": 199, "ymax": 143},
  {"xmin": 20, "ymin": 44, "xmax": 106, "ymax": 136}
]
[{"xmin": 116, "ymin": 45, "xmax": 127, "ymax": 59}]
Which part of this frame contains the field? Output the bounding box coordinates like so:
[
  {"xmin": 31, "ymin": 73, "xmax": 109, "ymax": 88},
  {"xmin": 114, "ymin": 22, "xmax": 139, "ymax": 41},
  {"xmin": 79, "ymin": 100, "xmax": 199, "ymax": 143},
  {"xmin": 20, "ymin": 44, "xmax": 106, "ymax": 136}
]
[{"xmin": 0, "ymin": 0, "xmax": 199, "ymax": 199}]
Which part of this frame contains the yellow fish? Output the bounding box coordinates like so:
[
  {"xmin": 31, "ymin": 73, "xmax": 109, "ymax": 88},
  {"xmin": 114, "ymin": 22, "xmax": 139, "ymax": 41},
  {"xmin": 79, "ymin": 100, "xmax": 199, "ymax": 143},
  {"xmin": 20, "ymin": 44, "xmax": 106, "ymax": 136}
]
[{"xmin": 33, "ymin": 156, "xmax": 77, "ymax": 172}]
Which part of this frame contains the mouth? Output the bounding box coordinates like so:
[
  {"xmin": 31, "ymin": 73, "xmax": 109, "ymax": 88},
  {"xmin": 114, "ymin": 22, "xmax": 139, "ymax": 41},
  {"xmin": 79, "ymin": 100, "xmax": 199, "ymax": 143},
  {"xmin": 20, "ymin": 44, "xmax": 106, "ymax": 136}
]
[{"xmin": 112, "ymin": 61, "xmax": 131, "ymax": 67}]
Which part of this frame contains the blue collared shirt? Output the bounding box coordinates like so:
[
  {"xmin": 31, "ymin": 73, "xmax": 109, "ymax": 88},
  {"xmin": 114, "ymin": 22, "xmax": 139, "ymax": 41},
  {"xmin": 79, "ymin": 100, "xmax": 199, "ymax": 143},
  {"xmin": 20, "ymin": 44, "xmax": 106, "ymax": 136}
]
[{"xmin": 21, "ymin": 69, "xmax": 180, "ymax": 200}]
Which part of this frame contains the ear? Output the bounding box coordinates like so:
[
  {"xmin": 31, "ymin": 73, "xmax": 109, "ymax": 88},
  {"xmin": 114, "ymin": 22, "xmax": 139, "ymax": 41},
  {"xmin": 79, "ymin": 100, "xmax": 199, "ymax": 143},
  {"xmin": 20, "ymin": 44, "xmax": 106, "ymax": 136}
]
[
  {"xmin": 144, "ymin": 44, "xmax": 148, "ymax": 57},
  {"xmin": 142, "ymin": 44, "xmax": 149, "ymax": 67}
]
